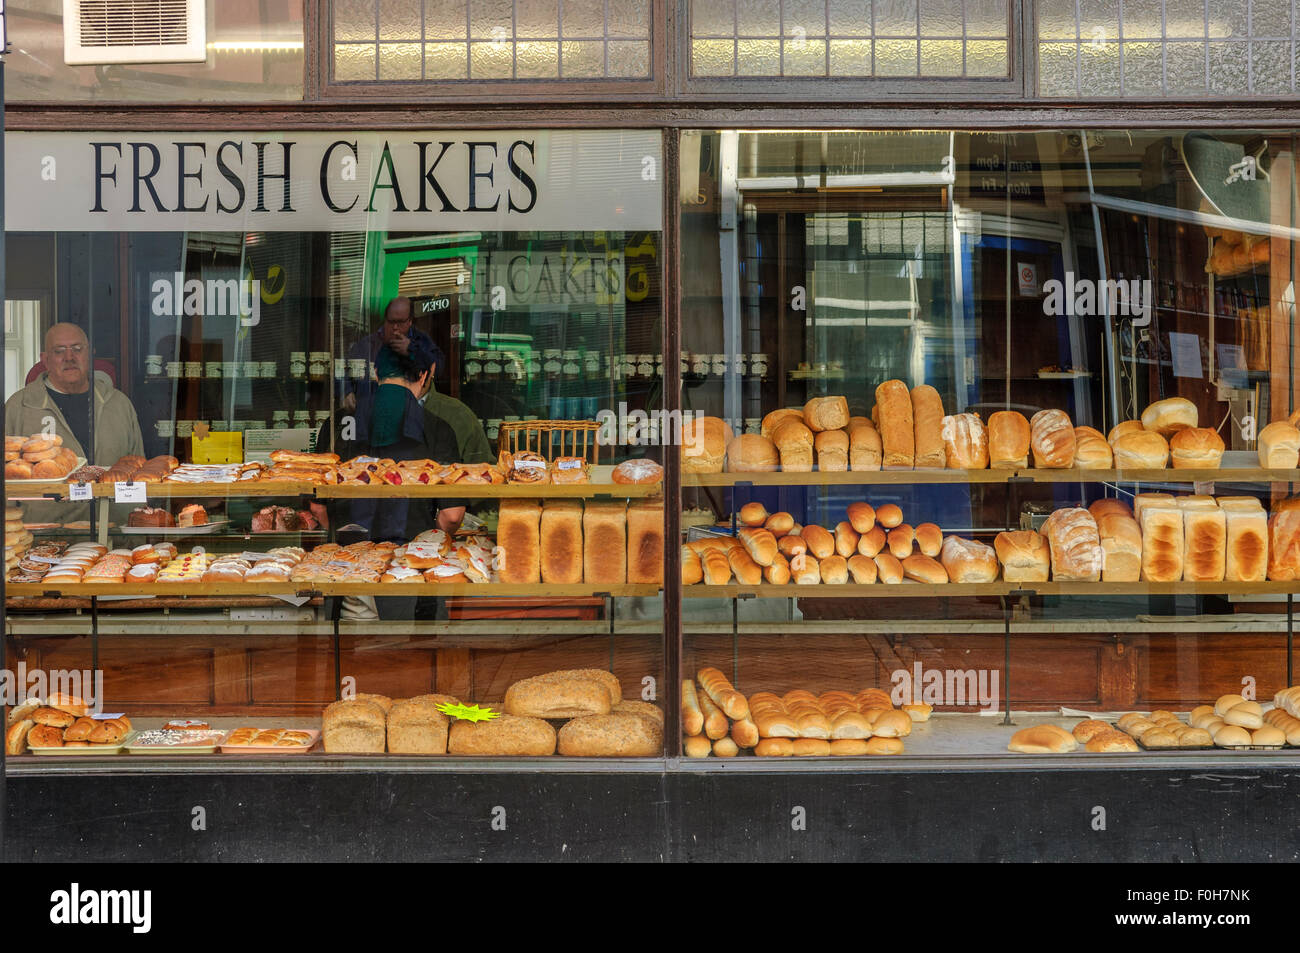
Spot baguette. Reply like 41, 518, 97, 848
697, 667, 750, 720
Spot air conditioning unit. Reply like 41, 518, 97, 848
63, 0, 206, 65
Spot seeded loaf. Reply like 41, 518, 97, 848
504, 671, 616, 718
386, 695, 456, 755
323, 699, 387, 753
557, 712, 664, 757
448, 714, 556, 756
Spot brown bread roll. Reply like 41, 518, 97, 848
874, 379, 915, 468
819, 554, 849, 584
1071, 719, 1112, 743
1141, 397, 1197, 435
738, 502, 769, 526
683, 734, 712, 758
902, 553, 948, 584
846, 501, 876, 534
764, 552, 791, 584
887, 523, 915, 558
857, 526, 887, 558
764, 511, 795, 536
910, 384, 946, 469
726, 434, 780, 472
876, 503, 903, 528
1169, 427, 1225, 468
914, 522, 942, 557
847, 554, 878, 583
1086, 731, 1139, 752
778, 534, 807, 559
801, 524, 835, 559
790, 552, 821, 584
712, 736, 739, 758
834, 521, 860, 557
874, 551, 903, 583
988, 411, 1030, 468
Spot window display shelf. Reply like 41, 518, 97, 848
682, 581, 1300, 598
5, 581, 662, 599
6, 480, 663, 501
683, 468, 1300, 488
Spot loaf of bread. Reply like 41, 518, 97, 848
1030, 410, 1076, 468
624, 500, 663, 585
1267, 504, 1300, 580
448, 715, 557, 756
681, 416, 733, 473
1220, 497, 1268, 582
1141, 397, 1197, 435
1095, 512, 1142, 582
772, 418, 815, 472
1088, 497, 1133, 521
1133, 492, 1175, 526
387, 697, 452, 754
873, 551, 903, 583
1073, 427, 1113, 469
738, 502, 768, 526
902, 553, 948, 584
834, 521, 860, 557
702, 548, 732, 584
875, 379, 914, 469
941, 413, 988, 469
540, 500, 584, 584
583, 501, 627, 584
697, 667, 750, 720
1108, 420, 1144, 445
1259, 421, 1300, 468
504, 673, 613, 719
1042, 508, 1102, 582
1181, 500, 1225, 582
939, 536, 998, 583
728, 546, 762, 585
994, 530, 1049, 582
557, 712, 663, 756
323, 699, 387, 753
848, 423, 882, 471
803, 396, 849, 432
802, 524, 835, 559
761, 408, 804, 439
726, 434, 779, 472
914, 522, 942, 557
1170, 427, 1225, 468
1139, 503, 1185, 582
738, 526, 778, 566
988, 411, 1030, 468
497, 499, 541, 584
1007, 724, 1078, 753
1112, 430, 1169, 468
815, 429, 849, 471
910, 385, 946, 469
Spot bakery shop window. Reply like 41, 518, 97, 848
678, 128, 1300, 762
4, 130, 669, 762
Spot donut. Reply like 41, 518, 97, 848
5, 461, 33, 480
33, 459, 66, 479
22, 447, 60, 462
21, 435, 60, 453
4, 436, 25, 453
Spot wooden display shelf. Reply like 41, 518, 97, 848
5, 582, 662, 599
683, 467, 1300, 487
683, 581, 1300, 598
317, 483, 662, 499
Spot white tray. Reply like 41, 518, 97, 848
120, 519, 230, 536
26, 730, 135, 756
6, 456, 88, 483
125, 729, 228, 754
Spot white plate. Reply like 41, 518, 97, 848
120, 519, 230, 536
6, 457, 88, 483
26, 730, 135, 756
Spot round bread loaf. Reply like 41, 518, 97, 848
1179, 728, 1213, 746
1108, 419, 1145, 445
1085, 730, 1139, 752
1213, 724, 1251, 747
1141, 397, 1198, 435
1214, 693, 1246, 716
1169, 427, 1225, 468
681, 416, 733, 473
1251, 725, 1285, 746
1112, 430, 1169, 468
738, 502, 769, 526
557, 712, 663, 757
1007, 723, 1078, 753
988, 410, 1030, 468
1071, 718, 1112, 743
764, 511, 795, 536
726, 433, 779, 472
611, 458, 663, 484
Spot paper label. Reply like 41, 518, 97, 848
69, 482, 93, 501
437, 703, 499, 722
114, 482, 146, 503
92, 712, 125, 720
557, 458, 583, 470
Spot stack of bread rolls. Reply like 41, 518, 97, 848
1116, 710, 1214, 748
5, 695, 129, 753
4, 434, 79, 481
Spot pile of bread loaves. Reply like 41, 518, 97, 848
496, 499, 664, 586
322, 671, 664, 757
683, 387, 1300, 474
683, 667, 931, 757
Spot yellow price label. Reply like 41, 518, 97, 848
437, 702, 500, 722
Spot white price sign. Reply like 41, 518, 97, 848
114, 481, 146, 503
69, 482, 93, 501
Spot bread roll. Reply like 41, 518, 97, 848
681, 680, 705, 736
738, 527, 778, 566
583, 501, 627, 584
1073, 428, 1113, 469
803, 396, 850, 432
1140, 504, 1184, 582
1071, 719, 1113, 744
681, 546, 703, 585
1007, 724, 1078, 753
988, 411, 1031, 468
902, 553, 948, 584
683, 734, 712, 758
910, 385, 946, 468
791, 553, 821, 584
762, 408, 804, 439
875, 380, 915, 468
864, 736, 904, 755
876, 503, 903, 529
754, 738, 794, 756
1182, 503, 1225, 582
727, 546, 762, 585
820, 554, 849, 584
1252, 725, 1285, 746
772, 418, 815, 472
1113, 430, 1169, 469
1222, 500, 1268, 582
681, 415, 733, 473
730, 717, 759, 748
739, 502, 769, 526
814, 429, 849, 471
1086, 731, 1139, 753
764, 511, 794, 536
939, 536, 998, 583
702, 549, 732, 585
1141, 397, 1197, 435
726, 434, 779, 472
994, 531, 1049, 582
857, 526, 886, 558
764, 551, 791, 584
1108, 420, 1144, 445
1259, 421, 1300, 468
874, 551, 903, 584
696, 686, 729, 740
914, 522, 942, 557
1213, 724, 1251, 747
1170, 427, 1225, 468
941, 412, 988, 469
1042, 507, 1102, 582
887, 523, 915, 558
834, 521, 860, 557
448, 715, 556, 756
1095, 512, 1142, 582
1030, 410, 1076, 468
801, 524, 835, 559
848, 423, 882, 471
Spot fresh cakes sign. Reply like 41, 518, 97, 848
5, 130, 662, 232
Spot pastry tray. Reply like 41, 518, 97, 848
121, 519, 230, 536
6, 457, 88, 483
26, 730, 135, 755
125, 729, 229, 754
219, 729, 320, 754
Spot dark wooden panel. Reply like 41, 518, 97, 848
1135, 636, 1289, 709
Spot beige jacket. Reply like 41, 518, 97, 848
5, 370, 144, 465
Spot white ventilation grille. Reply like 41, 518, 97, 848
64, 0, 207, 65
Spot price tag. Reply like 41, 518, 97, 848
114, 481, 146, 503
69, 482, 92, 501
91, 712, 125, 720
436, 702, 499, 722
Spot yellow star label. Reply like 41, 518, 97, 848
437, 703, 500, 722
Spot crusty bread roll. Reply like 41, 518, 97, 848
988, 411, 1030, 468
1213, 724, 1251, 747
846, 501, 876, 534
1220, 498, 1267, 582
994, 530, 1049, 582
1139, 504, 1184, 582
764, 551, 791, 584
738, 527, 778, 567
886, 523, 915, 559
834, 521, 860, 557
681, 415, 733, 473
791, 553, 821, 584
803, 396, 850, 432
1259, 421, 1300, 468
1086, 731, 1139, 753
876, 503, 903, 529
801, 524, 835, 560
1169, 427, 1225, 468
683, 734, 712, 758
910, 385, 946, 469
814, 429, 849, 471
762, 408, 804, 439
848, 423, 882, 471
939, 535, 998, 583
902, 553, 948, 584
1182, 502, 1225, 582
941, 412, 988, 469
914, 522, 942, 557
728, 546, 762, 585
1071, 718, 1112, 744
1008, 723, 1078, 753
682, 546, 703, 585
1113, 430, 1169, 469
726, 433, 779, 472
847, 553, 877, 583
772, 418, 815, 472
1042, 507, 1102, 582
820, 554, 849, 584
739, 501, 769, 526
681, 680, 705, 736
1095, 511, 1142, 582
702, 549, 732, 585
1030, 409, 1076, 468
1141, 397, 1197, 435
858, 525, 886, 558
874, 379, 915, 469
1108, 420, 1144, 445
1073, 428, 1113, 469
873, 551, 903, 584
764, 511, 794, 536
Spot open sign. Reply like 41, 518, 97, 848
416, 294, 453, 315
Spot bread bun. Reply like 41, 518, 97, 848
764, 511, 794, 536
819, 554, 849, 584
1113, 430, 1169, 469
1141, 397, 1198, 435
876, 503, 903, 528
1180, 728, 1213, 746
887, 523, 915, 558
1169, 427, 1225, 468
1139, 728, 1179, 748
1086, 731, 1139, 752
833, 521, 860, 557
1008, 724, 1078, 753
1224, 701, 1263, 729
846, 501, 876, 534
739, 502, 769, 526
857, 526, 886, 558
801, 524, 835, 560
1213, 724, 1251, 747
871, 710, 912, 738
1072, 719, 1113, 743
1214, 693, 1246, 716
901, 553, 948, 584
1252, 726, 1285, 746
873, 551, 903, 584
726, 434, 779, 472
914, 522, 942, 557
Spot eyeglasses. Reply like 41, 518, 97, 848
50, 345, 86, 357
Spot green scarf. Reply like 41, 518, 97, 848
372, 383, 410, 448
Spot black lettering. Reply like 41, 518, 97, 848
129, 142, 166, 212
535, 256, 555, 296
90, 142, 123, 213
215, 141, 246, 213
507, 139, 538, 214
320, 139, 359, 213
366, 142, 408, 213
415, 141, 460, 212
466, 141, 500, 213
254, 141, 294, 213
174, 142, 209, 213
507, 255, 531, 296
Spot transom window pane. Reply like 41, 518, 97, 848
689, 0, 1011, 78
1037, 0, 1300, 97
333, 0, 651, 81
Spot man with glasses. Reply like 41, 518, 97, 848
4, 322, 144, 467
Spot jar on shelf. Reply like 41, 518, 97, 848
292, 410, 312, 429
308, 351, 329, 379
145, 354, 163, 376
562, 349, 582, 383
289, 352, 307, 377
464, 350, 483, 381
205, 361, 222, 379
